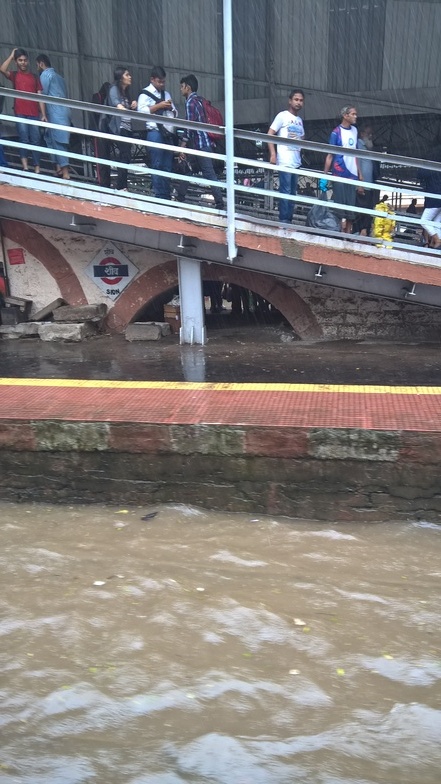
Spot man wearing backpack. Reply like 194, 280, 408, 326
178, 74, 224, 210
137, 66, 177, 200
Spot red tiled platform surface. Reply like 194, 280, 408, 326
1, 380, 441, 431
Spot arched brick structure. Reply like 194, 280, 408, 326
1, 220, 87, 305
106, 259, 179, 331
202, 264, 322, 340
107, 260, 322, 339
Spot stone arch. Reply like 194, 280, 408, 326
107, 259, 322, 339
106, 259, 178, 331
201, 263, 323, 340
1, 220, 87, 304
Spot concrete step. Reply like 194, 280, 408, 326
125, 322, 171, 341
38, 322, 98, 342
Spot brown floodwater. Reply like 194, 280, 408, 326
0, 502, 440, 784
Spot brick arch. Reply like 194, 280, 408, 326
1, 220, 87, 304
202, 263, 322, 340
107, 259, 322, 339
106, 259, 179, 331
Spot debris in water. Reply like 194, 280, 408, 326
141, 512, 158, 521
93, 580, 106, 586
293, 618, 306, 626
289, 669, 300, 675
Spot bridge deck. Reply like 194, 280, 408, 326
1, 177, 441, 296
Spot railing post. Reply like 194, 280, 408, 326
223, 0, 237, 261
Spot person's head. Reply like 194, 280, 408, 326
341, 105, 357, 126
359, 124, 373, 149
36, 54, 51, 72
288, 88, 304, 115
13, 48, 29, 71
114, 66, 132, 92
150, 65, 166, 91
180, 74, 198, 98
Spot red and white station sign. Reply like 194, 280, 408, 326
86, 243, 138, 300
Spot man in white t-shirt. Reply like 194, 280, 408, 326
268, 89, 305, 223
324, 105, 362, 233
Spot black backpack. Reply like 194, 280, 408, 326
90, 83, 111, 132
140, 89, 177, 145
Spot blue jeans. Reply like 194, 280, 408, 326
16, 115, 41, 167
0, 144, 8, 167
147, 129, 174, 199
177, 147, 224, 209
278, 171, 298, 223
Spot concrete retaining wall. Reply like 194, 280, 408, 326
1, 420, 440, 521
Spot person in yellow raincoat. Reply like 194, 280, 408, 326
372, 194, 395, 246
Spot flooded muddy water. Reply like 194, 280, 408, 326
0, 502, 440, 783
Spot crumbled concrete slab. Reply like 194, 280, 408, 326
32, 298, 65, 321
156, 322, 171, 337
0, 323, 41, 339
53, 304, 108, 323
125, 322, 168, 341
38, 322, 98, 342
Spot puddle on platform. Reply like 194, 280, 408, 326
1, 332, 441, 385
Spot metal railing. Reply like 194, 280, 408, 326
1, 85, 440, 262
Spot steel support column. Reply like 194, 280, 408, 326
223, 0, 237, 261
177, 257, 206, 345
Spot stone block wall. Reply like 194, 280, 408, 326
289, 280, 441, 341
0, 420, 440, 522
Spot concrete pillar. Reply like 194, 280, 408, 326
177, 257, 206, 345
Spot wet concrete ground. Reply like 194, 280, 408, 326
1, 317, 441, 384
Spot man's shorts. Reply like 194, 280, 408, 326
332, 179, 357, 220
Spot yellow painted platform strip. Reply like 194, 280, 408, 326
1, 377, 441, 395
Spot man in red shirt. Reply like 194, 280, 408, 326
0, 48, 47, 173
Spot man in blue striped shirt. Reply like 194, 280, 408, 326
178, 74, 224, 210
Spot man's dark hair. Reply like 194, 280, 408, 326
289, 88, 304, 99
180, 74, 198, 93
14, 48, 28, 60
36, 53, 51, 68
151, 65, 166, 79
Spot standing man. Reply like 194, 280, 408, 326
36, 54, 71, 180
0, 48, 46, 173
178, 74, 224, 210
138, 66, 177, 200
324, 105, 361, 233
268, 89, 305, 224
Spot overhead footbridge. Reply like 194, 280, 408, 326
1, 87, 441, 343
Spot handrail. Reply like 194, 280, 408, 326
1, 112, 437, 210
0, 89, 439, 258
1, 85, 441, 172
